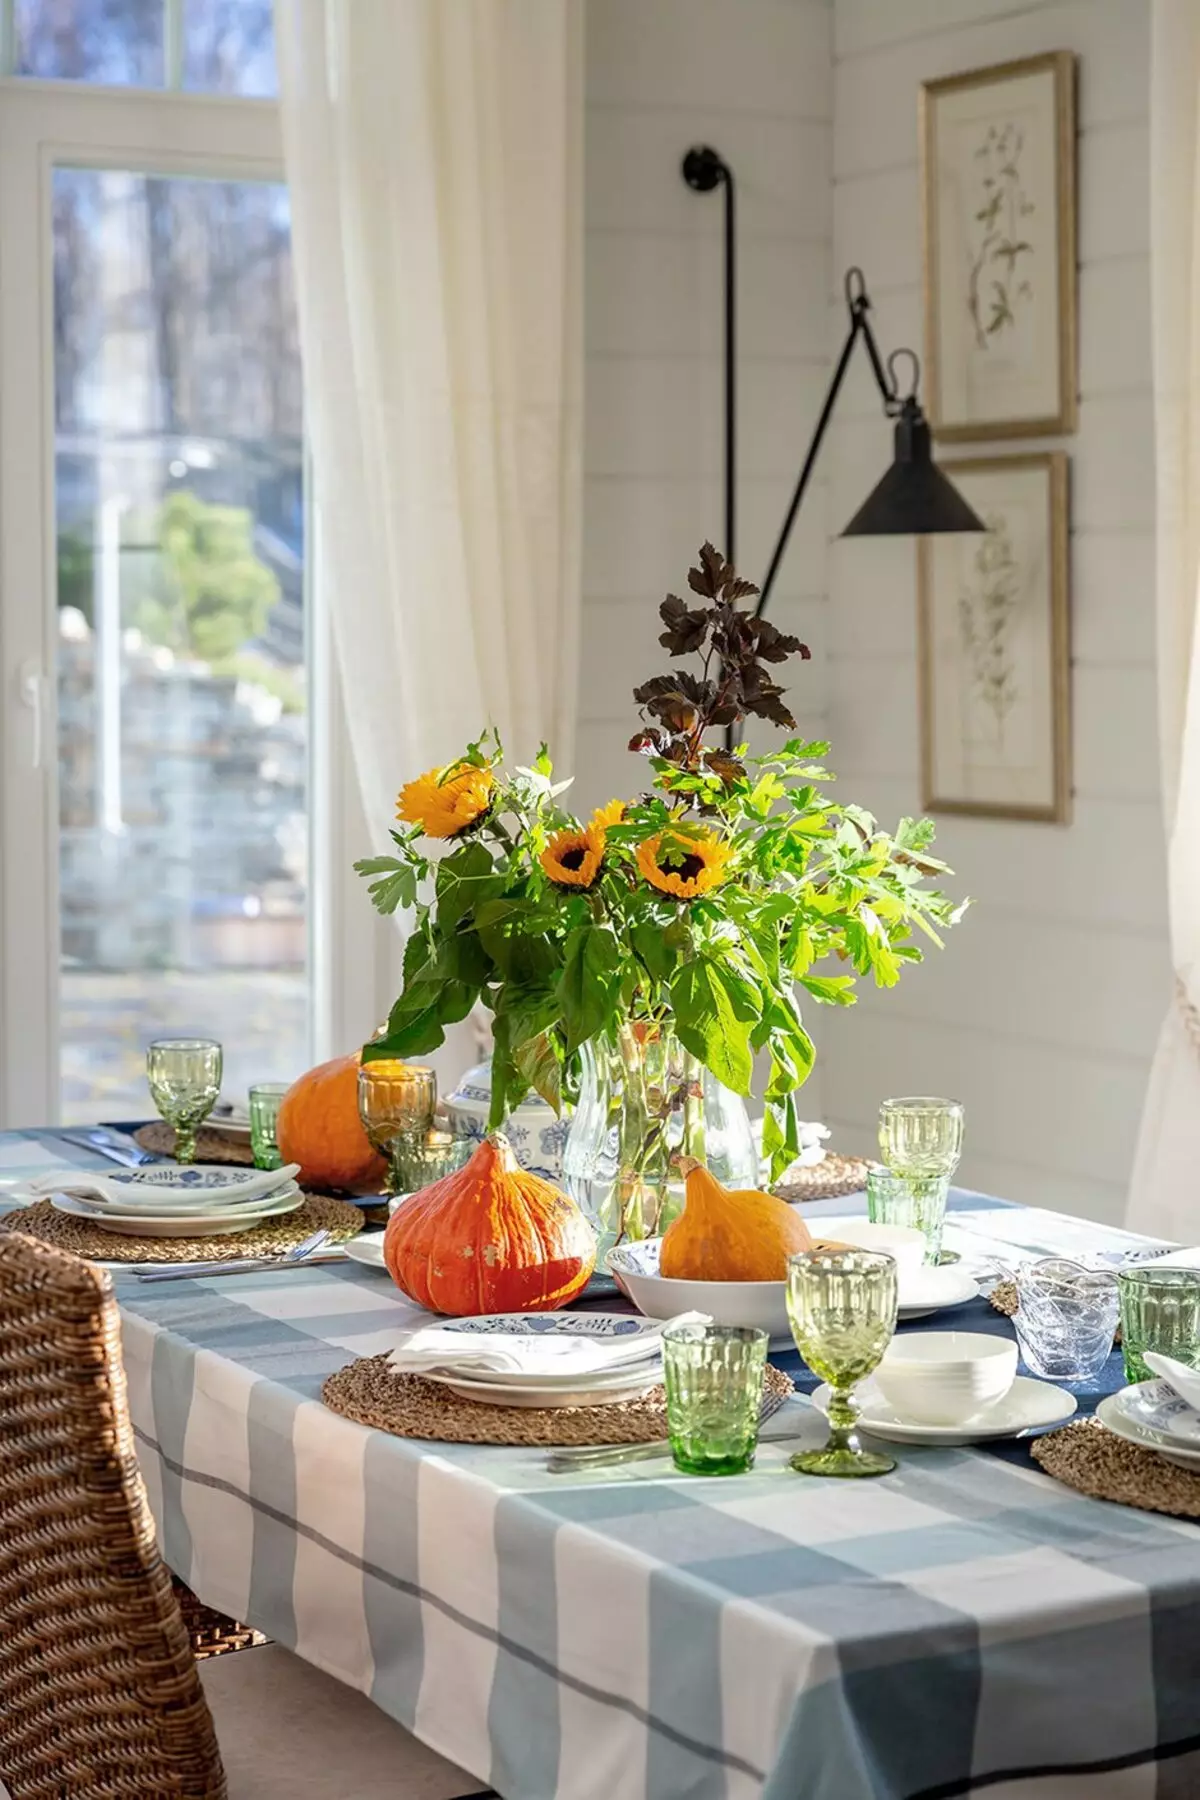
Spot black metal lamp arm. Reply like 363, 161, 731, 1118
754, 267, 906, 620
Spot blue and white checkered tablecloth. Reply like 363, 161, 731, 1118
6, 1129, 1200, 1799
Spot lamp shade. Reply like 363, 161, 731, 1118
840, 400, 986, 537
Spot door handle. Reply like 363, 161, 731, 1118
17, 658, 47, 769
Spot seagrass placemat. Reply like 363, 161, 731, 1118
0, 1194, 364, 1264
1031, 1419, 1200, 1519
322, 1356, 795, 1449
772, 1153, 872, 1203
989, 1279, 1122, 1343
134, 1122, 256, 1165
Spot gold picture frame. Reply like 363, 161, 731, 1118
921, 51, 1077, 441
918, 452, 1070, 823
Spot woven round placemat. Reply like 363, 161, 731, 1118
773, 1153, 872, 1203
0, 1194, 364, 1264
1031, 1418, 1200, 1518
989, 1279, 1122, 1343
322, 1355, 795, 1449
134, 1122, 256, 1165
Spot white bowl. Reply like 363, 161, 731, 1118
875, 1331, 1018, 1426
606, 1240, 791, 1337
817, 1217, 927, 1278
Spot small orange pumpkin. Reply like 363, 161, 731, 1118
276, 1050, 387, 1195
383, 1131, 596, 1316
660, 1157, 814, 1282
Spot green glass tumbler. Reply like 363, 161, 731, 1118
867, 1166, 950, 1265
1118, 1267, 1200, 1384
146, 1038, 222, 1165
878, 1096, 964, 1180
662, 1322, 768, 1476
786, 1247, 899, 1478
248, 1082, 289, 1171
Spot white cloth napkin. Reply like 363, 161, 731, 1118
387, 1311, 709, 1380
21, 1165, 300, 1209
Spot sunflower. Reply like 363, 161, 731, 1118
396, 762, 494, 839
590, 798, 626, 831
636, 827, 732, 899
541, 823, 606, 889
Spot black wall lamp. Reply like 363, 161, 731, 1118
681, 144, 985, 628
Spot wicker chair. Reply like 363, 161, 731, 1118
0, 1233, 488, 1800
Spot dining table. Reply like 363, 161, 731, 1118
4, 1124, 1200, 1800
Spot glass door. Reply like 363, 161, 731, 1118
0, 78, 323, 1124
52, 166, 308, 1119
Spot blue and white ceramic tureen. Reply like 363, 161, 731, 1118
443, 1062, 569, 1182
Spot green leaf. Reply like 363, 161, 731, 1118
558, 924, 624, 1053
799, 973, 857, 1006
513, 1029, 563, 1112
670, 952, 760, 1094
631, 918, 678, 984
366, 868, 418, 915
435, 840, 505, 933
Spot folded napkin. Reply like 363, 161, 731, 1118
1144, 1352, 1200, 1413
387, 1311, 709, 1381
23, 1165, 300, 1209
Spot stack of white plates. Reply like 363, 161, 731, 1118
389, 1312, 668, 1409
1097, 1376, 1200, 1471
35, 1163, 305, 1238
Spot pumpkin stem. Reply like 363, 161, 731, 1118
676, 1154, 702, 1178
483, 1130, 519, 1170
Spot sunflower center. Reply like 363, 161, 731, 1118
663, 852, 705, 882
559, 845, 588, 871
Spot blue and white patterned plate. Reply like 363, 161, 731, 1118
1097, 1385, 1200, 1470
438, 1312, 653, 1339
1123, 1379, 1200, 1448
103, 1164, 300, 1196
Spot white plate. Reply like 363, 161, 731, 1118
897, 1265, 979, 1319
66, 1180, 303, 1220
1096, 1384, 1200, 1468
341, 1233, 387, 1269
812, 1373, 1076, 1444
49, 1185, 305, 1237
1122, 1378, 1200, 1447
1144, 1351, 1200, 1413
83, 1163, 299, 1203
429, 1365, 662, 1409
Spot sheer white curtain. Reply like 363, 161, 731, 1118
275, 0, 583, 833
1128, 0, 1200, 1233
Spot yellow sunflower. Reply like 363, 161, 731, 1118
396, 762, 494, 839
636, 828, 732, 899
590, 798, 626, 831
541, 824, 606, 889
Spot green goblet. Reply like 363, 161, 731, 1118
146, 1038, 222, 1165
786, 1247, 899, 1478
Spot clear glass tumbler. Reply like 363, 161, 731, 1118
1013, 1258, 1118, 1385
146, 1038, 222, 1165
786, 1248, 899, 1478
866, 1165, 950, 1265
1118, 1267, 1200, 1385
248, 1082, 289, 1171
662, 1322, 768, 1476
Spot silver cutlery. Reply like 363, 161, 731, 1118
545, 1388, 791, 1473
133, 1228, 334, 1282
58, 1128, 159, 1167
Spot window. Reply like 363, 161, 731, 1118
0, 4, 333, 1126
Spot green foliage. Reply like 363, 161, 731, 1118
357, 553, 968, 1177
132, 488, 280, 664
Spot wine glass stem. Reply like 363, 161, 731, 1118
175, 1125, 198, 1165
826, 1386, 862, 1456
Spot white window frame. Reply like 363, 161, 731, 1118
0, 78, 380, 1124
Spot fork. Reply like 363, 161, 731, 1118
545, 1388, 791, 1474
134, 1228, 333, 1282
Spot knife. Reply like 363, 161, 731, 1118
58, 1128, 159, 1167
133, 1253, 350, 1282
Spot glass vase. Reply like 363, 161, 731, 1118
562, 1018, 757, 1254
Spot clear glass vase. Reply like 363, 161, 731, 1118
562, 1018, 757, 1255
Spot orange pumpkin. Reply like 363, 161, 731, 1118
660, 1157, 813, 1282
276, 1050, 387, 1194
383, 1131, 596, 1316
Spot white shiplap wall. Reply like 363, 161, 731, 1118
820, 0, 1167, 1223
578, 0, 835, 812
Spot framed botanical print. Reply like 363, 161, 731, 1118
918, 452, 1070, 822
921, 52, 1076, 441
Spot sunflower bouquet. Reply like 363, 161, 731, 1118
358, 543, 965, 1181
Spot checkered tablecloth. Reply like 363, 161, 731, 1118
6, 1133, 1200, 1799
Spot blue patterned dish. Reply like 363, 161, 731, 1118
437, 1312, 652, 1339
1124, 1378, 1200, 1448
